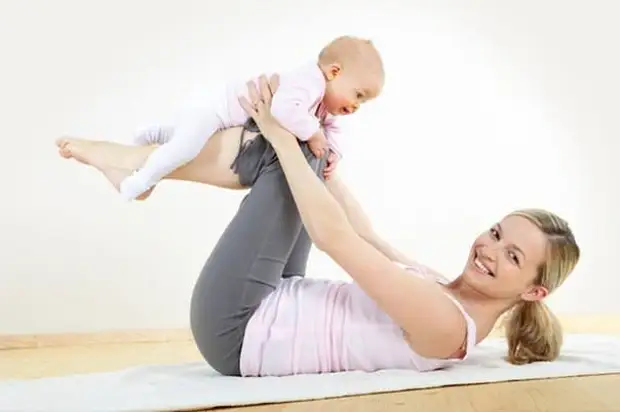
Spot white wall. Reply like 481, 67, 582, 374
0, 0, 618, 334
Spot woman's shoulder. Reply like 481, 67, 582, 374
398, 262, 479, 354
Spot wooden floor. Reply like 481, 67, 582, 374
2, 318, 620, 412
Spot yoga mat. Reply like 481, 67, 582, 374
1, 334, 619, 412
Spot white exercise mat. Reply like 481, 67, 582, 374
1, 334, 619, 412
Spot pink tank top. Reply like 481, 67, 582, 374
239, 266, 478, 376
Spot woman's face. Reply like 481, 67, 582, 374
461, 214, 550, 302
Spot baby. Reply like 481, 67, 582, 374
121, 35, 385, 201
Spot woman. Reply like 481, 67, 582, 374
57, 76, 580, 377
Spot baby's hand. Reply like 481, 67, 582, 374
323, 151, 339, 180
307, 132, 329, 159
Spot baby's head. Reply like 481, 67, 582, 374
318, 36, 385, 116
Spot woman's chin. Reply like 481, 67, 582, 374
463, 267, 496, 288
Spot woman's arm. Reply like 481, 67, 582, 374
239, 77, 467, 359
325, 175, 417, 267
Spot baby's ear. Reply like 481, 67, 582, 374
325, 63, 342, 80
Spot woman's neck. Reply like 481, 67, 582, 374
445, 276, 515, 339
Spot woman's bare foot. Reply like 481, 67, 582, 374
56, 137, 149, 169
55, 137, 155, 199
57, 137, 83, 162
55, 127, 248, 198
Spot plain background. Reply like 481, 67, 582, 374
0, 0, 617, 334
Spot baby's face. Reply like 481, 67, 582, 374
323, 68, 383, 116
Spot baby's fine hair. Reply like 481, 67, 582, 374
318, 35, 384, 77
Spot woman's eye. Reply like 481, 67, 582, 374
509, 251, 519, 265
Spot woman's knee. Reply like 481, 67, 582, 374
232, 122, 325, 187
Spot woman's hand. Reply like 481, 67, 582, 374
238, 74, 293, 144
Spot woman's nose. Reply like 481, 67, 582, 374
480, 246, 498, 262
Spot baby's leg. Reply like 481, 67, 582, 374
132, 125, 174, 146
128, 125, 174, 199
118, 109, 224, 200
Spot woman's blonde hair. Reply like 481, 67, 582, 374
503, 208, 580, 365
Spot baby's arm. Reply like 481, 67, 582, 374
269, 69, 332, 160
320, 116, 345, 179
269, 69, 326, 142
306, 129, 330, 158
119, 106, 223, 200
322, 116, 344, 160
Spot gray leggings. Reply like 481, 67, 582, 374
189, 120, 325, 376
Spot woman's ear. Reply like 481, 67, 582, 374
521, 285, 549, 302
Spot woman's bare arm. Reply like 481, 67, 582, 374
325, 175, 417, 267
240, 77, 467, 359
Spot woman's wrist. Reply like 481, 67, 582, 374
260, 121, 298, 151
